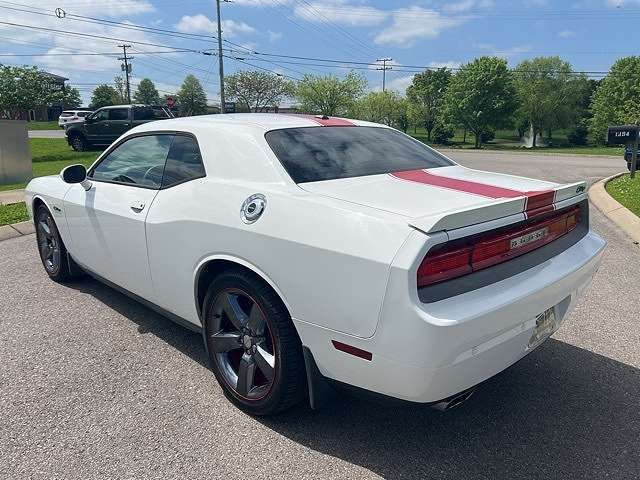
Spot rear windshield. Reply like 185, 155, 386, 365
60, 112, 74, 117
265, 126, 454, 183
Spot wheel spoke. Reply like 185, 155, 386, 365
247, 303, 264, 333
254, 345, 275, 381
236, 353, 256, 396
219, 292, 248, 330
209, 331, 242, 353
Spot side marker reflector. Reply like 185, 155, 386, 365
331, 340, 373, 361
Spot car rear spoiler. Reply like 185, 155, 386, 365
408, 181, 588, 234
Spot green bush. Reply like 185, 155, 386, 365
432, 123, 455, 144
567, 122, 589, 146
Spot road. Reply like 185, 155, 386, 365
28, 130, 65, 139
1, 151, 639, 480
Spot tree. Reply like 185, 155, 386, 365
225, 70, 294, 112
406, 68, 451, 141
133, 78, 160, 105
0, 66, 53, 119
177, 74, 207, 116
50, 86, 82, 109
113, 75, 126, 104
295, 72, 366, 116
443, 57, 517, 148
513, 57, 588, 147
590, 57, 640, 143
89, 84, 120, 109
352, 91, 408, 129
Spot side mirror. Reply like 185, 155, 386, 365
84, 116, 95, 124
61, 164, 92, 190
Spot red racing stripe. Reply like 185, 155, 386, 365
390, 169, 556, 214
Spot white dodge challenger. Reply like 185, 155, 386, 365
25, 114, 606, 415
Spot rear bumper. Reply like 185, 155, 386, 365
295, 229, 606, 403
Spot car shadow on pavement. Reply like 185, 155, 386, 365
258, 340, 640, 479
70, 277, 209, 369
71, 278, 639, 479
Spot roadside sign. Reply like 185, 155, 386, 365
608, 125, 639, 179
166, 96, 175, 108
607, 125, 639, 145
224, 101, 236, 114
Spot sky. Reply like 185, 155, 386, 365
0, 0, 638, 106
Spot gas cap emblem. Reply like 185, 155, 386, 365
241, 194, 266, 224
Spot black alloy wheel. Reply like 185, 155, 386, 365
203, 268, 307, 415
34, 205, 74, 282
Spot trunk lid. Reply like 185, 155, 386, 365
301, 166, 587, 233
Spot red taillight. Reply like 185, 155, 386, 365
417, 207, 580, 288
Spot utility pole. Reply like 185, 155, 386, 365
376, 57, 393, 92
118, 44, 133, 104
216, 0, 226, 113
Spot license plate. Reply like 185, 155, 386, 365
528, 307, 557, 349
510, 227, 549, 250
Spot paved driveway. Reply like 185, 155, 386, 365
28, 129, 65, 139
1, 151, 638, 479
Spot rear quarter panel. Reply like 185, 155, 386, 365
144, 179, 412, 338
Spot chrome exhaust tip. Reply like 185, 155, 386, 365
431, 388, 475, 412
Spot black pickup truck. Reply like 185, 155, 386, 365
65, 104, 174, 151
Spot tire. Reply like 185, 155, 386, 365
69, 133, 89, 152
34, 205, 76, 282
203, 268, 307, 415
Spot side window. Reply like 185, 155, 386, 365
109, 108, 129, 121
162, 135, 206, 188
90, 135, 173, 189
91, 109, 109, 121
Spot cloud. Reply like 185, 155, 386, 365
558, 29, 574, 38
268, 30, 283, 43
385, 74, 414, 93
293, 0, 387, 27
175, 14, 255, 37
374, 7, 465, 47
443, 0, 495, 13
429, 60, 462, 70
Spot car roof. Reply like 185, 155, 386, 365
131, 113, 386, 134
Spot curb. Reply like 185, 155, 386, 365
589, 172, 640, 244
0, 220, 35, 242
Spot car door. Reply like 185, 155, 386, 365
145, 134, 207, 319
64, 133, 173, 300
106, 107, 131, 143
84, 108, 110, 143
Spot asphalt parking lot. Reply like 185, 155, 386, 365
1, 151, 639, 479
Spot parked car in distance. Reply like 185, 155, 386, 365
65, 104, 173, 151
26, 114, 606, 416
58, 109, 93, 128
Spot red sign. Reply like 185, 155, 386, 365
166, 96, 175, 108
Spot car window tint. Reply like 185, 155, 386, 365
91, 110, 109, 121
162, 135, 206, 188
90, 135, 173, 189
109, 108, 129, 121
61, 112, 74, 117
133, 107, 170, 120
78, 112, 90, 117
265, 126, 455, 183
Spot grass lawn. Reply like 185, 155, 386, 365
409, 127, 624, 157
606, 174, 640, 217
27, 121, 59, 130
0, 139, 101, 192
0, 202, 28, 226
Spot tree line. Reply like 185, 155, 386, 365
3, 56, 639, 148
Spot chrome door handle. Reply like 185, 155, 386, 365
130, 201, 145, 212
